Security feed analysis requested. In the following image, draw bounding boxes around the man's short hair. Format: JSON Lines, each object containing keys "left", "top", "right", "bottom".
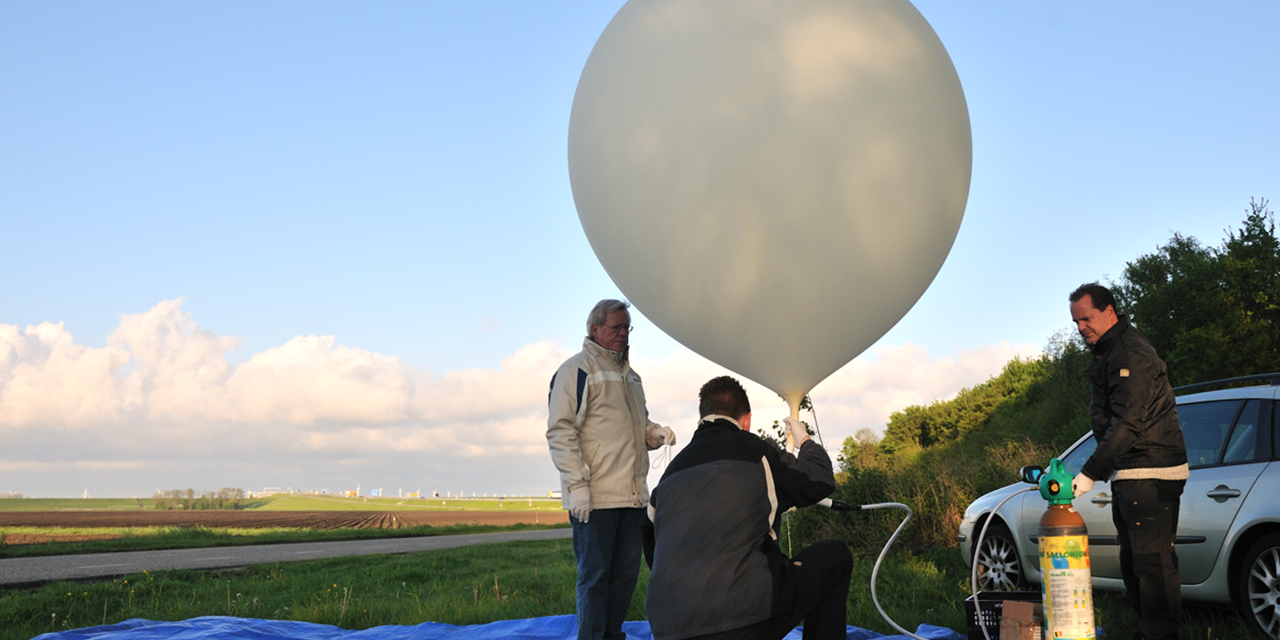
{"left": 698, "top": 376, "right": 751, "bottom": 420}
{"left": 1069, "top": 282, "right": 1118, "bottom": 312}
{"left": 586, "top": 299, "right": 630, "bottom": 338}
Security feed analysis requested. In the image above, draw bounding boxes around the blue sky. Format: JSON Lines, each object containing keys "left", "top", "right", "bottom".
{"left": 2, "top": 2, "right": 1277, "bottom": 498}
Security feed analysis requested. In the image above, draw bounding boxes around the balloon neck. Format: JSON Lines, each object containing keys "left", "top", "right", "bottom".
{"left": 783, "top": 394, "right": 803, "bottom": 421}
{"left": 783, "top": 393, "right": 804, "bottom": 450}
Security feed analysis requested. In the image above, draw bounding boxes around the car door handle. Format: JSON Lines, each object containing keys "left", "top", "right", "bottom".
{"left": 1091, "top": 492, "right": 1112, "bottom": 505}
{"left": 1207, "top": 485, "right": 1241, "bottom": 500}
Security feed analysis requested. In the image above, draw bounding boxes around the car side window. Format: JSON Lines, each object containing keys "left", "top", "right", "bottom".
{"left": 1178, "top": 400, "right": 1244, "bottom": 469}
{"left": 1271, "top": 400, "right": 1279, "bottom": 461}
{"left": 1222, "top": 400, "right": 1270, "bottom": 464}
{"left": 1061, "top": 436, "right": 1098, "bottom": 476}
{"left": 1264, "top": 399, "right": 1274, "bottom": 460}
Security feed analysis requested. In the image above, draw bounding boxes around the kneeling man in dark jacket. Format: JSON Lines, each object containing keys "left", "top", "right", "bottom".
{"left": 643, "top": 376, "right": 852, "bottom": 640}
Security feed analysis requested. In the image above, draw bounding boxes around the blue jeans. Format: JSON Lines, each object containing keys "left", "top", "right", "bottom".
{"left": 572, "top": 507, "right": 645, "bottom": 640}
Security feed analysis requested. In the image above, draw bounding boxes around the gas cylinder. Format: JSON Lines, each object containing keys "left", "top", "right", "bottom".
{"left": 1037, "top": 458, "right": 1096, "bottom": 640}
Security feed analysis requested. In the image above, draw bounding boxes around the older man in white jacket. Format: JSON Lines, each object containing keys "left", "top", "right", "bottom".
{"left": 547, "top": 299, "right": 676, "bottom": 640}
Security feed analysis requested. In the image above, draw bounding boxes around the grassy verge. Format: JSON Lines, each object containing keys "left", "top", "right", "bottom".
{"left": 0, "top": 499, "right": 150, "bottom": 512}
{"left": 0, "top": 538, "right": 1253, "bottom": 640}
{"left": 1, "top": 539, "right": 580, "bottom": 640}
{"left": 0, "top": 523, "right": 567, "bottom": 559}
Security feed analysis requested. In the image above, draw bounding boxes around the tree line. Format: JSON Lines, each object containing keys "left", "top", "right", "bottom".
{"left": 1117, "top": 198, "right": 1278, "bottom": 387}
{"left": 872, "top": 198, "right": 1277, "bottom": 458}
{"left": 153, "top": 487, "right": 246, "bottom": 510}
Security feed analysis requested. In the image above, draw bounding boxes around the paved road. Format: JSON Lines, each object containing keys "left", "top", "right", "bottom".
{"left": 0, "top": 528, "right": 573, "bottom": 587}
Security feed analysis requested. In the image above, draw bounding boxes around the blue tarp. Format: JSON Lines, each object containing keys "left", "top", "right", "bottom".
{"left": 34, "top": 615, "right": 965, "bottom": 640}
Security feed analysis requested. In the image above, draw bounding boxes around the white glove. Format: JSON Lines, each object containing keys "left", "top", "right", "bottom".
{"left": 783, "top": 417, "right": 809, "bottom": 447}
{"left": 654, "top": 426, "right": 677, "bottom": 447}
{"left": 1072, "top": 474, "right": 1095, "bottom": 498}
{"left": 569, "top": 486, "right": 591, "bottom": 523}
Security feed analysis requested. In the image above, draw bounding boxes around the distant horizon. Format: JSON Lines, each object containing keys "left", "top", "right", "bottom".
{"left": 2, "top": 487, "right": 566, "bottom": 501}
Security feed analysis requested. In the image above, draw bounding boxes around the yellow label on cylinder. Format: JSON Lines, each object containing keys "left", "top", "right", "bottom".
{"left": 1039, "top": 534, "right": 1095, "bottom": 639}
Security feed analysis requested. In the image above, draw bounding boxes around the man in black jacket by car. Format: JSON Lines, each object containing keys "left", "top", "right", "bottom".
{"left": 1068, "top": 282, "right": 1188, "bottom": 640}
{"left": 643, "top": 376, "right": 852, "bottom": 640}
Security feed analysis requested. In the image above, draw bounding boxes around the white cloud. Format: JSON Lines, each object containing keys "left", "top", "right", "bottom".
{"left": 0, "top": 299, "right": 1039, "bottom": 497}
{"left": 112, "top": 298, "right": 240, "bottom": 423}
{"left": 0, "top": 321, "right": 131, "bottom": 427}
{"left": 229, "top": 336, "right": 411, "bottom": 426}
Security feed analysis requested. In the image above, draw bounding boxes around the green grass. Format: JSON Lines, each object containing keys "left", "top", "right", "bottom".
{"left": 0, "top": 499, "right": 151, "bottom": 512}
{"left": 0, "top": 524, "right": 567, "bottom": 559}
{"left": 1, "top": 539, "right": 582, "bottom": 640}
{"left": 0, "top": 539, "right": 1255, "bottom": 640}
{"left": 253, "top": 495, "right": 562, "bottom": 512}
{"left": 0, "top": 526, "right": 162, "bottom": 537}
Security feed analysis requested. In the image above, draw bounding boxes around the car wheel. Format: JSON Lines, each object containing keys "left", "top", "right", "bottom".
{"left": 974, "top": 520, "right": 1025, "bottom": 591}
{"left": 1239, "top": 532, "right": 1280, "bottom": 639}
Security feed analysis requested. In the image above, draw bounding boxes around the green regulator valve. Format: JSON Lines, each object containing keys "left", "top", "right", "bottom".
{"left": 1038, "top": 458, "right": 1075, "bottom": 505}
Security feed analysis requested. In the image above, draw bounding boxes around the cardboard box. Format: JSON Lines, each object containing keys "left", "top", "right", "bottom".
{"left": 998, "top": 599, "right": 1043, "bottom": 640}
{"left": 964, "top": 591, "right": 1041, "bottom": 640}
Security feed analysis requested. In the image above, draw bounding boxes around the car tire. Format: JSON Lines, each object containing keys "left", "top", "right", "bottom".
{"left": 1238, "top": 532, "right": 1280, "bottom": 639}
{"left": 974, "top": 519, "right": 1025, "bottom": 591}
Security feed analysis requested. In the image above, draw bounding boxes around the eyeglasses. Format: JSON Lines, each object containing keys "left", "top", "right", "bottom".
{"left": 603, "top": 324, "right": 633, "bottom": 333}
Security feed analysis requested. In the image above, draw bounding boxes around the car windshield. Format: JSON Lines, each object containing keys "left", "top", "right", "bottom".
{"left": 1060, "top": 436, "right": 1097, "bottom": 476}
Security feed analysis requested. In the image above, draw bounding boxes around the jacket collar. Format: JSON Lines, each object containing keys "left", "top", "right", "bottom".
{"left": 699, "top": 414, "right": 742, "bottom": 429}
{"left": 583, "top": 337, "right": 629, "bottom": 366}
{"left": 1092, "top": 314, "right": 1132, "bottom": 353}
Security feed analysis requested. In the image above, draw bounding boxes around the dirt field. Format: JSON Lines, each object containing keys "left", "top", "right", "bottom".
{"left": 0, "top": 510, "right": 569, "bottom": 544}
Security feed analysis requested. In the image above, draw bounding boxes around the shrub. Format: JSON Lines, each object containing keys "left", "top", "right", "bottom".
{"left": 788, "top": 337, "right": 1091, "bottom": 559}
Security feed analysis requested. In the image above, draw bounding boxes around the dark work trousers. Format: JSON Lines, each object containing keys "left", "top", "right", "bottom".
{"left": 572, "top": 508, "right": 646, "bottom": 640}
{"left": 1112, "top": 478, "right": 1184, "bottom": 640}
{"left": 687, "top": 539, "right": 853, "bottom": 640}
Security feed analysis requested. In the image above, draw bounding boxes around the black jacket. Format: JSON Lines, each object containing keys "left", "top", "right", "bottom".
{"left": 1080, "top": 316, "right": 1187, "bottom": 482}
{"left": 642, "top": 418, "right": 835, "bottom": 640}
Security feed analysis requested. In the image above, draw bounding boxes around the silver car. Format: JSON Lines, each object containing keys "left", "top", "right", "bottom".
{"left": 958, "top": 374, "right": 1280, "bottom": 638}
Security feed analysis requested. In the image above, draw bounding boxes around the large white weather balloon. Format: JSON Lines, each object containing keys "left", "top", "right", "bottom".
{"left": 569, "top": 0, "right": 971, "bottom": 421}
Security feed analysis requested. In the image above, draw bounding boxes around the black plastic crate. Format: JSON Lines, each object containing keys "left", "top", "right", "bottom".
{"left": 963, "top": 590, "right": 1040, "bottom": 640}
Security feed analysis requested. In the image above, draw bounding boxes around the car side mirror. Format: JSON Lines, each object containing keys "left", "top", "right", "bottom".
{"left": 1019, "top": 465, "right": 1044, "bottom": 485}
